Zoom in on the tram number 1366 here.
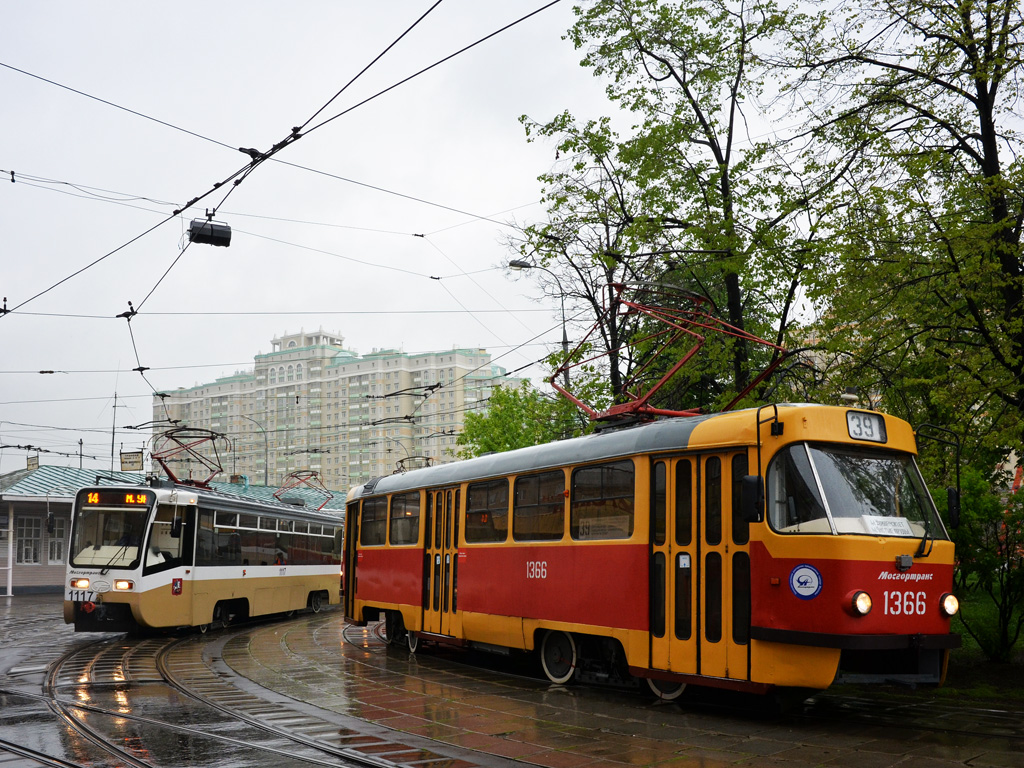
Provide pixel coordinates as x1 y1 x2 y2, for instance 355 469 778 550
526 560 547 579
883 590 926 615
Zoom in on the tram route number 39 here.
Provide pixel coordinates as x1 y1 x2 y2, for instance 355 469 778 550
883 590 927 615
526 560 548 579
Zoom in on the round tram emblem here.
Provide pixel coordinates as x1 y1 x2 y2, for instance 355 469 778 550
789 564 823 600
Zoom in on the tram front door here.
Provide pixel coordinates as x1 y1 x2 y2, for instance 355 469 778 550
423 487 460 637
650 453 750 682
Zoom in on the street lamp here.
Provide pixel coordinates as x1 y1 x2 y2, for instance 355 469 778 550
509 259 570 389
239 414 269 486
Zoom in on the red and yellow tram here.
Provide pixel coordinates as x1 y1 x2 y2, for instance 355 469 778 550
343 403 959 699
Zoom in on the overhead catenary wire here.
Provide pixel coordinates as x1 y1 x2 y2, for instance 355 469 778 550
0 61 235 152
2 1 563 319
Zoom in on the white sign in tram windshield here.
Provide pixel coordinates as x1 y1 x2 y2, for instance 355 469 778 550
846 411 887 443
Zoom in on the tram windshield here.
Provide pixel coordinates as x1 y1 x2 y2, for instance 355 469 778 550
767 443 946 539
69 505 150 569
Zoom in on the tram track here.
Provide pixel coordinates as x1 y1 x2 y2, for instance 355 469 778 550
372 621 1024 744
0 734 90 768
4 612 1020 768
22 622 509 768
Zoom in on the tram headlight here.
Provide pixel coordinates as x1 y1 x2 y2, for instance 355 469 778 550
940 593 959 617
845 590 873 616
113 580 134 591
70 578 90 590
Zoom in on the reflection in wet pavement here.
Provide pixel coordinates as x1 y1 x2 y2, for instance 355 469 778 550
2 594 1023 768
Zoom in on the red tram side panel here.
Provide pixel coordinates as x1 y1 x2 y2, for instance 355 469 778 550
457 542 648 630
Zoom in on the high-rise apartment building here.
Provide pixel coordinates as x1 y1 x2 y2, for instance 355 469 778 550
154 330 518 489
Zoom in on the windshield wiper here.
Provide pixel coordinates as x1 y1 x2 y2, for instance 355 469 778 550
914 517 933 558
100 543 130 575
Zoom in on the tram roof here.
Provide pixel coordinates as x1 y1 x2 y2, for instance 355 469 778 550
0 465 346 517
351 407 765 499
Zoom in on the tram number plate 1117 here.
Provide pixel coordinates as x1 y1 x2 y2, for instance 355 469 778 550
66 589 96 603
846 411 887 443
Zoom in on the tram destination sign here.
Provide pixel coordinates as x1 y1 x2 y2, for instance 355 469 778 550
83 490 151 507
846 411 887 443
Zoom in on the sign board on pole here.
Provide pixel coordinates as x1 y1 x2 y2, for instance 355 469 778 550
120 451 144 471
26 456 39 471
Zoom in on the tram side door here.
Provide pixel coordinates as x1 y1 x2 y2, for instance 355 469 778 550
343 501 359 621
650 453 750 682
650 457 698 675
423 487 460 636
696 452 751 681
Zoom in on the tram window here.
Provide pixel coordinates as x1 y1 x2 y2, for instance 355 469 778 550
424 492 433 549
732 551 751 645
434 493 444 549
273 533 290 564
705 551 722 643
570 460 634 540
259 517 276 530
465 479 509 543
216 512 238 527
806 445 939 536
731 454 750 545
766 444 829 533
278 520 293 532
674 552 692 640
652 462 666 546
651 552 666 638
676 460 692 546
389 492 421 546
319 528 337 561
513 471 565 541
239 514 258 530
241 528 275 565
360 497 387 546
705 457 722 545
215 526 242 565
294 521 308 534
145 504 186 574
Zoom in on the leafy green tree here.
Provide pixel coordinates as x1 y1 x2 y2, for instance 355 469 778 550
788 0 1024 453
514 0 825 413
951 468 1024 662
455 381 589 459
780 1 1023 660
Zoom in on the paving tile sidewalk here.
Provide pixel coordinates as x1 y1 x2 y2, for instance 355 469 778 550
215 611 1023 768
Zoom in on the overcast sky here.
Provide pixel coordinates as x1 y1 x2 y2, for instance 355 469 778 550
0 1 614 475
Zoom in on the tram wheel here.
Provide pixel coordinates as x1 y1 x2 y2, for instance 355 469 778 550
213 602 228 629
384 611 407 646
310 592 324 613
540 630 577 685
198 623 210 634
407 632 420 654
647 677 686 702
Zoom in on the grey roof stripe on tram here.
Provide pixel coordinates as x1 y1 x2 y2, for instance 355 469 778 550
353 412 721 498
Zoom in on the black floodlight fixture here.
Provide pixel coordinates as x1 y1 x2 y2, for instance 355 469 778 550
188 218 232 247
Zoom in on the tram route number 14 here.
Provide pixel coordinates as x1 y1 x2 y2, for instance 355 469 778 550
883 590 927 615
526 560 548 579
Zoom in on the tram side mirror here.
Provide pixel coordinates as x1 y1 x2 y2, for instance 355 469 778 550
740 475 764 523
170 514 183 539
946 487 961 529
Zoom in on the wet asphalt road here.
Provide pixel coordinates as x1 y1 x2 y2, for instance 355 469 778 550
2 594 1022 768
